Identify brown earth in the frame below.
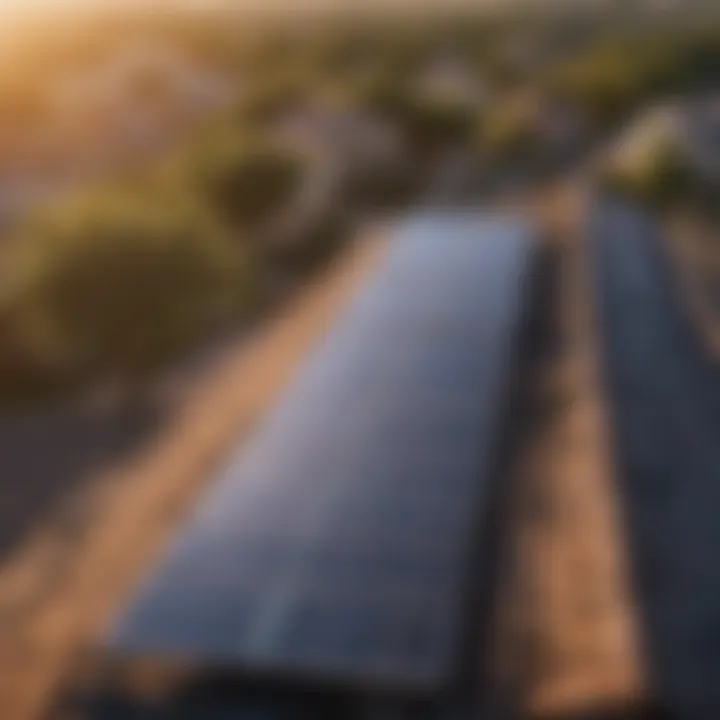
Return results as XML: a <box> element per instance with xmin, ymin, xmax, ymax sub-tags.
<box><xmin>494</xmin><ymin>185</ymin><xmax>646</xmax><ymax>717</ymax></box>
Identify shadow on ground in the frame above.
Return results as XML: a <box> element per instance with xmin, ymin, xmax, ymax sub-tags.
<box><xmin>0</xmin><ymin>399</ymin><xmax>164</xmax><ymax>562</ymax></box>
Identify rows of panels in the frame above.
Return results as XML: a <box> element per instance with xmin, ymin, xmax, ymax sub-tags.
<box><xmin>592</xmin><ymin>200</ymin><xmax>720</xmax><ymax>718</ymax></box>
<box><xmin>108</xmin><ymin>214</ymin><xmax>533</xmax><ymax>696</ymax></box>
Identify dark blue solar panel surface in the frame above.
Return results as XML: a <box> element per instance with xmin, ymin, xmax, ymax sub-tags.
<box><xmin>108</xmin><ymin>214</ymin><xmax>532</xmax><ymax>693</ymax></box>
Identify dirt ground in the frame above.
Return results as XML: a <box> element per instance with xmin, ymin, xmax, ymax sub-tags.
<box><xmin>495</xmin><ymin>185</ymin><xmax>646</xmax><ymax>717</ymax></box>
<box><xmin>0</xmin><ymin>230</ymin><xmax>389</xmax><ymax>720</ymax></box>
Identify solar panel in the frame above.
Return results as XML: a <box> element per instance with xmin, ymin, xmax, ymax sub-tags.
<box><xmin>593</xmin><ymin>200</ymin><xmax>720</xmax><ymax>717</ymax></box>
<box><xmin>108</xmin><ymin>214</ymin><xmax>533</xmax><ymax>695</ymax></box>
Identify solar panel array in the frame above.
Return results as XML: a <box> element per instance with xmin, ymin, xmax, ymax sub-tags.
<box><xmin>108</xmin><ymin>214</ymin><xmax>532</xmax><ymax>696</ymax></box>
<box><xmin>592</xmin><ymin>201</ymin><xmax>720</xmax><ymax>717</ymax></box>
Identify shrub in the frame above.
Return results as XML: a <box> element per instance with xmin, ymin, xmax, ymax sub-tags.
<box><xmin>602</xmin><ymin>140</ymin><xmax>694</xmax><ymax>208</ymax></box>
<box><xmin>546</xmin><ymin>36</ymin><xmax>698</xmax><ymax>131</ymax></box>
<box><xmin>478</xmin><ymin>102</ymin><xmax>539</xmax><ymax>163</ymax></box>
<box><xmin>371</xmin><ymin>93</ymin><xmax>474</xmax><ymax>155</ymax></box>
<box><xmin>402</xmin><ymin>96</ymin><xmax>476</xmax><ymax>150</ymax></box>
<box><xmin>191</xmin><ymin>135</ymin><xmax>304</xmax><ymax>229</ymax></box>
<box><xmin>0</xmin><ymin>296</ymin><xmax>61</xmax><ymax>403</ymax></box>
<box><xmin>347</xmin><ymin>161</ymin><xmax>420</xmax><ymax>209</ymax></box>
<box><xmin>347</xmin><ymin>66</ymin><xmax>475</xmax><ymax>153</ymax></box>
<box><xmin>348</xmin><ymin>68</ymin><xmax>411</xmax><ymax>118</ymax></box>
<box><xmin>269</xmin><ymin>211</ymin><xmax>350</xmax><ymax>275</ymax></box>
<box><xmin>12</xmin><ymin>191</ymin><xmax>247</xmax><ymax>379</ymax></box>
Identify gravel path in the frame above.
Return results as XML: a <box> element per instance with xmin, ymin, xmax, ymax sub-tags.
<box><xmin>495</xmin><ymin>186</ymin><xmax>644</xmax><ymax>717</ymax></box>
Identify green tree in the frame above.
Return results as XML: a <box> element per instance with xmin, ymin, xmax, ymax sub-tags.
<box><xmin>478</xmin><ymin>102</ymin><xmax>539</xmax><ymax>163</ymax></box>
<box><xmin>191</xmin><ymin>136</ymin><xmax>304</xmax><ymax>229</ymax></box>
<box><xmin>603</xmin><ymin>139</ymin><xmax>694</xmax><ymax>208</ymax></box>
<box><xmin>13</xmin><ymin>192</ymin><xmax>247</xmax><ymax>379</ymax></box>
